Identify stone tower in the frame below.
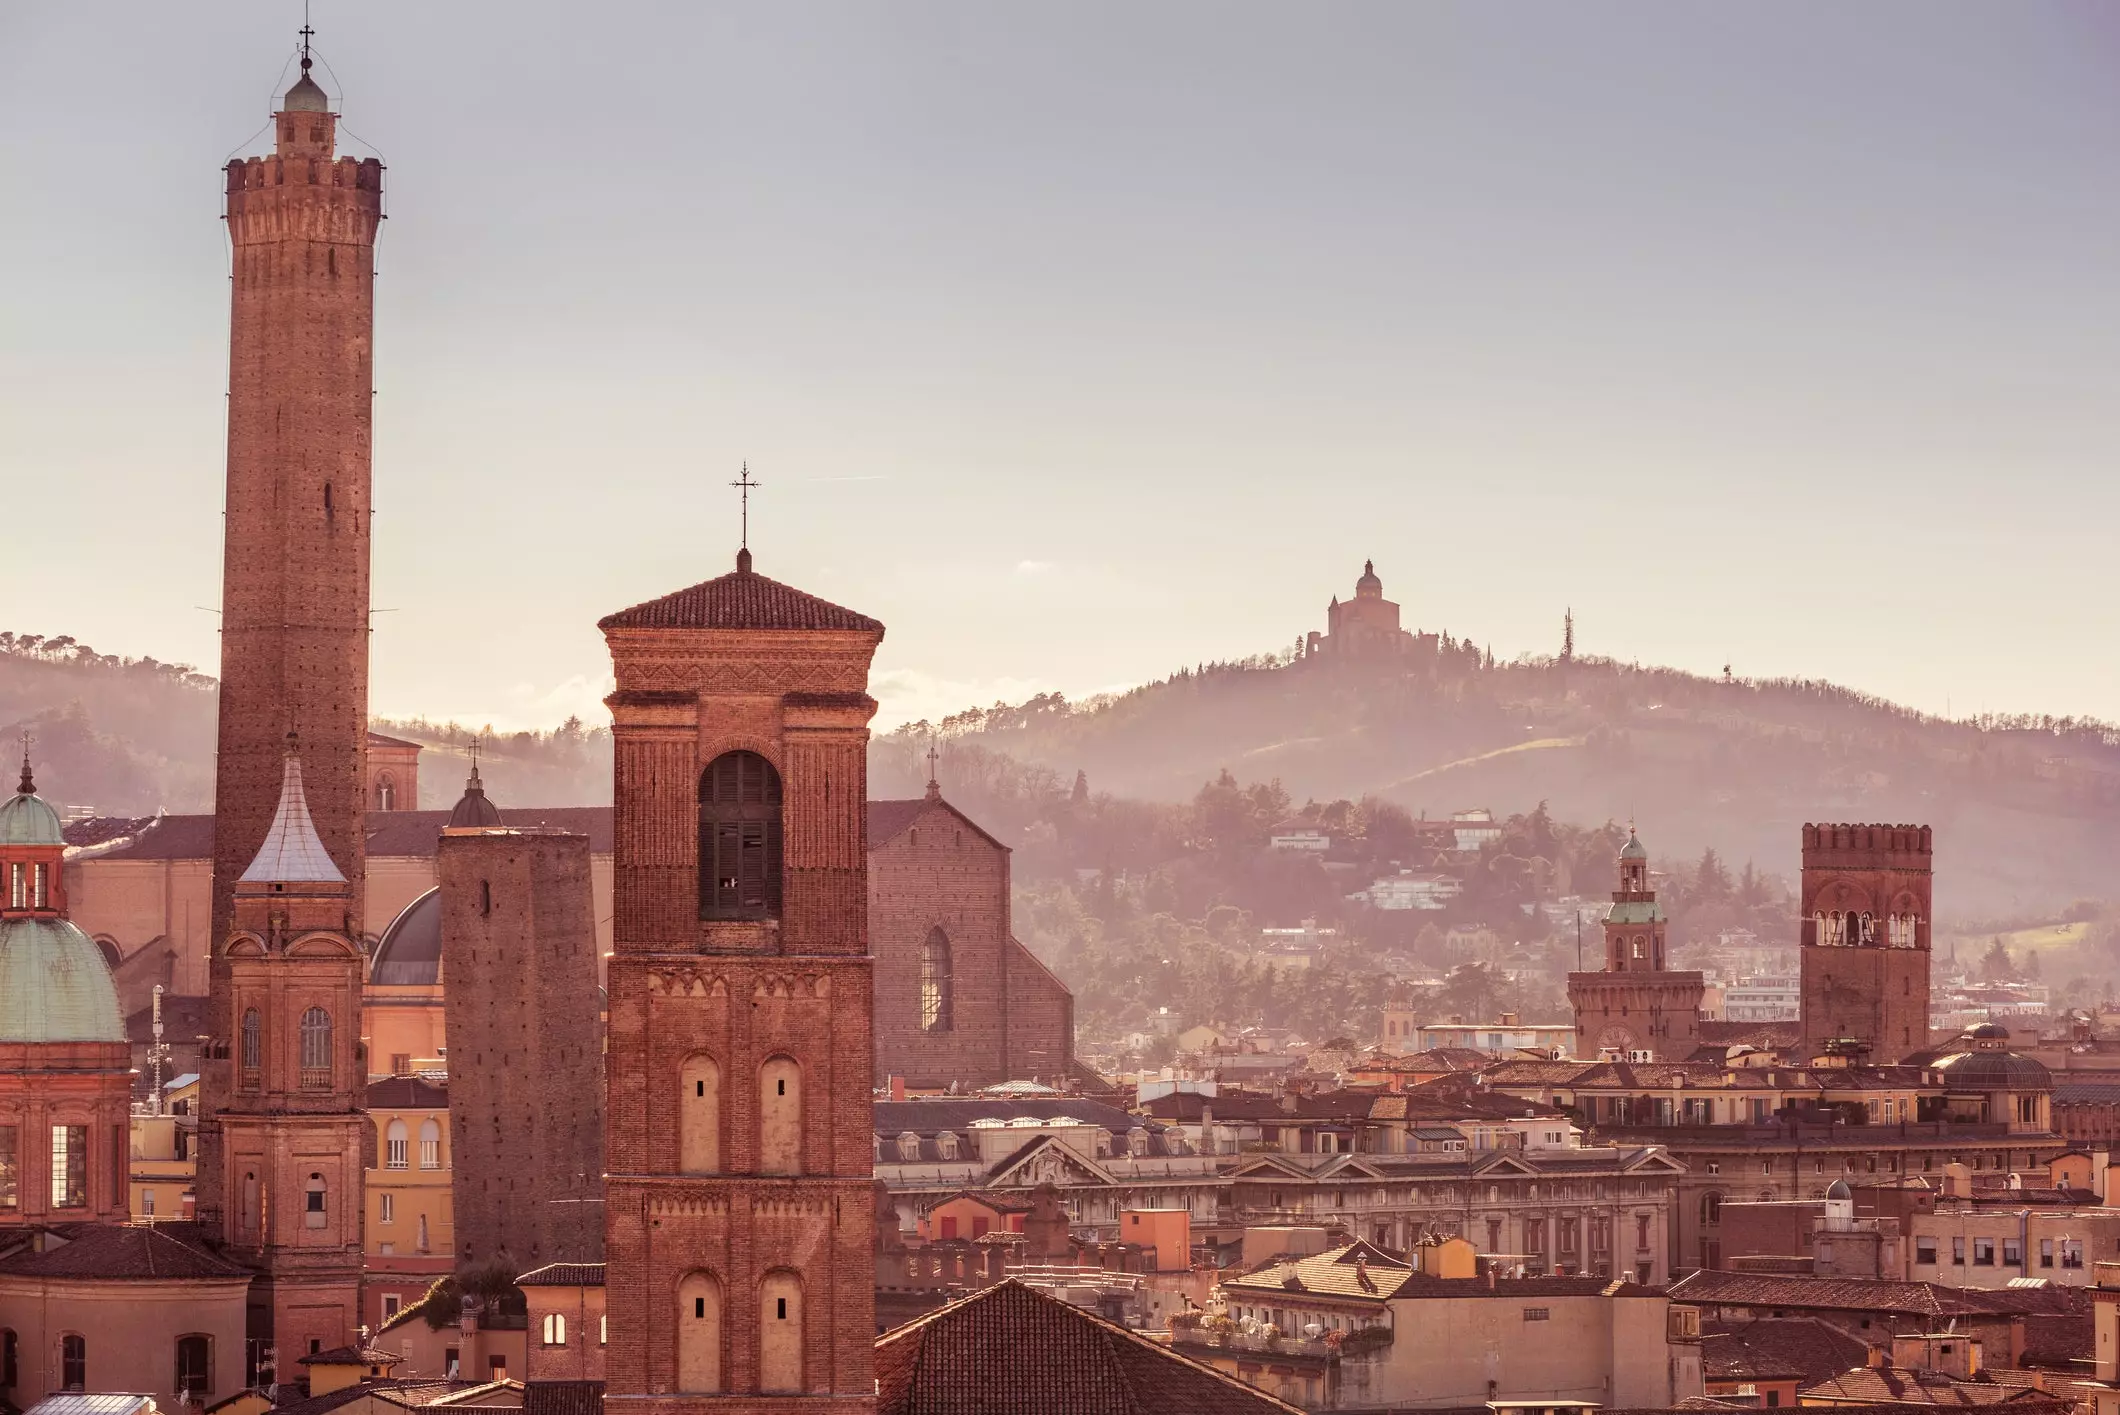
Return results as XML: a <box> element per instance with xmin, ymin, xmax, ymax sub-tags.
<box><xmin>1567</xmin><ymin>830</ymin><xmax>1703</xmax><ymax>1060</ymax></box>
<box><xmin>441</xmin><ymin>820</ymin><xmax>605</xmax><ymax>1270</ymax></box>
<box><xmin>199</xmin><ymin>47</ymin><xmax>384</xmax><ymax>1256</ymax></box>
<box><xmin>600</xmin><ymin>548</ymin><xmax>883</xmax><ymax>1411</ymax></box>
<box><xmin>1798</xmin><ymin>824</ymin><xmax>1933</xmax><ymax>1063</ymax></box>
<box><xmin>214</xmin><ymin>742</ymin><xmax>367</xmax><ymax>1366</ymax></box>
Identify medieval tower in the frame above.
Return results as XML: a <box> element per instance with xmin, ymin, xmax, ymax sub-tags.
<box><xmin>1567</xmin><ymin>830</ymin><xmax>1703</xmax><ymax>1060</ymax></box>
<box><xmin>1798</xmin><ymin>823</ymin><xmax>1933</xmax><ymax>1062</ymax></box>
<box><xmin>196</xmin><ymin>41</ymin><xmax>382</xmax><ymax>1365</ymax></box>
<box><xmin>600</xmin><ymin>547</ymin><xmax>883</xmax><ymax>1411</ymax></box>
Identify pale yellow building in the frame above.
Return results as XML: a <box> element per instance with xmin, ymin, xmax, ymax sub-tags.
<box><xmin>130</xmin><ymin>1073</ymin><xmax>200</xmax><ymax>1222</ymax></box>
<box><xmin>365</xmin><ymin>1075</ymin><xmax>455</xmax><ymax>1332</ymax></box>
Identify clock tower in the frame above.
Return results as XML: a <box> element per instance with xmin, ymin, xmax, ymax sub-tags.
<box><xmin>1567</xmin><ymin>830</ymin><xmax>1704</xmax><ymax>1060</ymax></box>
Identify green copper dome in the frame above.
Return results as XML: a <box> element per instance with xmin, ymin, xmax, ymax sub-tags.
<box><xmin>0</xmin><ymin>915</ymin><xmax>126</xmax><ymax>1044</ymax></box>
<box><xmin>0</xmin><ymin>784</ymin><xmax>62</xmax><ymax>846</ymax></box>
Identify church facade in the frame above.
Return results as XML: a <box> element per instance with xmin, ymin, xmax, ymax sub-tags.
<box><xmin>1303</xmin><ymin>560</ymin><xmax>1424</xmax><ymax>662</ymax></box>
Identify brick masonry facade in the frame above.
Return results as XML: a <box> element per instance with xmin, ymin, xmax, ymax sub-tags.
<box><xmin>441</xmin><ymin>827</ymin><xmax>606</xmax><ymax>1269</ymax></box>
<box><xmin>1798</xmin><ymin>824</ymin><xmax>1934</xmax><ymax>1062</ymax></box>
<box><xmin>868</xmin><ymin>795</ymin><xmax>1074</xmax><ymax>1088</ymax></box>
<box><xmin>197</xmin><ymin>70</ymin><xmax>380</xmax><ymax>1365</ymax></box>
<box><xmin>600</xmin><ymin>560</ymin><xmax>882</xmax><ymax>1414</ymax></box>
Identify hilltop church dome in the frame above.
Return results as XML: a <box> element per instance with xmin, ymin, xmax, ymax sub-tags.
<box><xmin>1354</xmin><ymin>559</ymin><xmax>1383</xmax><ymax>599</ymax></box>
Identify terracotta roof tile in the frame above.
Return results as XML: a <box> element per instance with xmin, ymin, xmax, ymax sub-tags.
<box><xmin>1800</xmin><ymin>1367</ymin><xmax>2056</xmax><ymax>1406</ymax></box>
<box><xmin>1699</xmin><ymin>1318</ymin><xmax>1872</xmax><ymax>1384</ymax></box>
<box><xmin>0</xmin><ymin>1222</ymin><xmax>248</xmax><ymax>1280</ymax></box>
<box><xmin>516</xmin><ymin>1262</ymin><xmax>606</xmax><ymax>1288</ymax></box>
<box><xmin>521</xmin><ymin>1383</ymin><xmax>603</xmax><ymax>1415</ymax></box>
<box><xmin>876</xmin><ymin>1279</ymin><xmax>1305</xmax><ymax>1415</ymax></box>
<box><xmin>599</xmin><ymin>564</ymin><xmax>883</xmax><ymax>634</ymax></box>
<box><xmin>367</xmin><ymin>1076</ymin><xmax>448</xmax><ymax>1109</ymax></box>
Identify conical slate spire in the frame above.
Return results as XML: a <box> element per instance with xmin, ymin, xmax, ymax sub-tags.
<box><xmin>239</xmin><ymin>737</ymin><xmax>345</xmax><ymax>883</ymax></box>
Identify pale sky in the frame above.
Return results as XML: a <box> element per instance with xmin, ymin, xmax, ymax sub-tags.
<box><xmin>4</xmin><ymin>3</ymin><xmax>2117</xmax><ymax>735</ymax></box>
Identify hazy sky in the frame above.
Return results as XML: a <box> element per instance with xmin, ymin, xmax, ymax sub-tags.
<box><xmin>4</xmin><ymin>3</ymin><xmax>2117</xmax><ymax>735</ymax></box>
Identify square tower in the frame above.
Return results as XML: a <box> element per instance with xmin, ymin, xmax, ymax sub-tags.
<box><xmin>1798</xmin><ymin>824</ymin><xmax>1933</xmax><ymax>1062</ymax></box>
<box><xmin>599</xmin><ymin>550</ymin><xmax>882</xmax><ymax>1414</ymax></box>
<box><xmin>1567</xmin><ymin>829</ymin><xmax>1703</xmax><ymax>1060</ymax></box>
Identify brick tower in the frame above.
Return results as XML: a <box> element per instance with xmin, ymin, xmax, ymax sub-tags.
<box><xmin>215</xmin><ymin>740</ymin><xmax>368</xmax><ymax>1366</ymax></box>
<box><xmin>1567</xmin><ymin>830</ymin><xmax>1703</xmax><ymax>1060</ymax></box>
<box><xmin>441</xmin><ymin>822</ymin><xmax>606</xmax><ymax>1270</ymax></box>
<box><xmin>600</xmin><ymin>547</ymin><xmax>883</xmax><ymax>1412</ymax></box>
<box><xmin>197</xmin><ymin>38</ymin><xmax>382</xmax><ymax>1362</ymax></box>
<box><xmin>1798</xmin><ymin>823</ymin><xmax>1933</xmax><ymax>1063</ymax></box>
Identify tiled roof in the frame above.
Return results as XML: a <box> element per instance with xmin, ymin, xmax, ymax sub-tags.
<box><xmin>266</xmin><ymin>1382</ymin><xmax>482</xmax><ymax>1415</ymax></box>
<box><xmin>875</xmin><ymin>1279</ymin><xmax>1306</xmax><ymax>1415</ymax></box>
<box><xmin>521</xmin><ymin>1383</ymin><xmax>603</xmax><ymax>1415</ymax></box>
<box><xmin>1700</xmin><ymin>1021</ymin><xmax>1805</xmax><ymax>1048</ymax></box>
<box><xmin>1669</xmin><ymin>1270</ymin><xmax>2070</xmax><ymax>1320</ymax></box>
<box><xmin>301</xmin><ymin>1345</ymin><xmax>404</xmax><ymax>1367</ymax></box>
<box><xmin>867</xmin><ymin>797</ymin><xmax>1010</xmax><ymax>853</ymax></box>
<box><xmin>1226</xmin><ymin>1241</ymin><xmax>1661</xmax><ymax>1304</ymax></box>
<box><xmin>1799</xmin><ymin>1367</ymin><xmax>2056</xmax><ymax>1406</ymax></box>
<box><xmin>517</xmin><ymin>1262</ymin><xmax>606</xmax><ymax>1288</ymax></box>
<box><xmin>0</xmin><ymin>1222</ymin><xmax>248</xmax><ymax>1280</ymax></box>
<box><xmin>1699</xmin><ymin>1317</ymin><xmax>1872</xmax><ymax>1384</ymax></box>
<box><xmin>367</xmin><ymin>1075</ymin><xmax>448</xmax><ymax>1109</ymax></box>
<box><xmin>61</xmin><ymin>815</ymin><xmax>155</xmax><ymax>849</ymax></box>
<box><xmin>2019</xmin><ymin>1313</ymin><xmax>2094</xmax><ymax>1370</ymax></box>
<box><xmin>599</xmin><ymin>563</ymin><xmax>884</xmax><ymax>633</ymax></box>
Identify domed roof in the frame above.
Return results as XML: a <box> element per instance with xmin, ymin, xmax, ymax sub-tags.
<box><xmin>0</xmin><ymin>915</ymin><xmax>126</xmax><ymax>1043</ymax></box>
<box><xmin>1825</xmin><ymin>1179</ymin><xmax>1853</xmax><ymax>1201</ymax></box>
<box><xmin>1967</xmin><ymin>1022</ymin><xmax>2011</xmax><ymax>1041</ymax></box>
<box><xmin>0</xmin><ymin>757</ymin><xmax>62</xmax><ymax>846</ymax></box>
<box><xmin>1620</xmin><ymin>829</ymin><xmax>1649</xmax><ymax>861</ymax></box>
<box><xmin>1934</xmin><ymin>1045</ymin><xmax>2051</xmax><ymax>1090</ymax></box>
<box><xmin>1355</xmin><ymin>560</ymin><xmax>1383</xmax><ymax>598</ymax></box>
<box><xmin>283</xmin><ymin>67</ymin><xmax>329</xmax><ymax>113</ymax></box>
<box><xmin>372</xmin><ymin>888</ymin><xmax>441</xmax><ymax>987</ymax></box>
<box><xmin>447</xmin><ymin>761</ymin><xmax>502</xmax><ymax>830</ymax></box>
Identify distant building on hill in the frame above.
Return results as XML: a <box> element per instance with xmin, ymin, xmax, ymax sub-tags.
<box><xmin>1302</xmin><ymin>560</ymin><xmax>1427</xmax><ymax>662</ymax></box>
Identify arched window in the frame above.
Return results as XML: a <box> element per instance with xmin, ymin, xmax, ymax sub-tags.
<box><xmin>676</xmin><ymin>1272</ymin><xmax>722</xmax><ymax>1393</ymax></box>
<box><xmin>759</xmin><ymin>1271</ymin><xmax>804</xmax><ymax>1393</ymax></box>
<box><xmin>419</xmin><ymin>1118</ymin><xmax>442</xmax><ymax>1169</ymax></box>
<box><xmin>698</xmin><ymin>751</ymin><xmax>782</xmax><ymax>920</ymax></box>
<box><xmin>375</xmin><ymin>774</ymin><xmax>396</xmax><ymax>811</ymax></box>
<box><xmin>541</xmin><ymin>1313</ymin><xmax>566</xmax><ymax>1346</ymax></box>
<box><xmin>240</xmin><ymin>1009</ymin><xmax>262</xmax><ymax>1089</ymax></box>
<box><xmin>680</xmin><ymin>1056</ymin><xmax>721</xmax><ymax>1175</ymax></box>
<box><xmin>760</xmin><ymin>1057</ymin><xmax>802</xmax><ymax>1177</ymax></box>
<box><xmin>60</xmin><ymin>1334</ymin><xmax>85</xmax><ymax>1392</ymax></box>
<box><xmin>386</xmin><ymin>1120</ymin><xmax>409</xmax><ymax>1169</ymax></box>
<box><xmin>175</xmin><ymin>1334</ymin><xmax>211</xmax><ymax>1399</ymax></box>
<box><xmin>1701</xmin><ymin>1191</ymin><xmax>1723</xmax><ymax>1225</ymax></box>
<box><xmin>298</xmin><ymin>1008</ymin><xmax>332</xmax><ymax>1089</ymax></box>
<box><xmin>304</xmin><ymin>1172</ymin><xmax>327</xmax><ymax>1230</ymax></box>
<box><xmin>240</xmin><ymin>1171</ymin><xmax>260</xmax><ymax>1239</ymax></box>
<box><xmin>920</xmin><ymin>927</ymin><xmax>953</xmax><ymax>1033</ymax></box>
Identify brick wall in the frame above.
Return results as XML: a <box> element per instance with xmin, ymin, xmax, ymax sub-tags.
<box><xmin>441</xmin><ymin>829</ymin><xmax>605</xmax><ymax>1269</ymax></box>
<box><xmin>1799</xmin><ymin>825</ymin><xmax>1934</xmax><ymax>1062</ymax></box>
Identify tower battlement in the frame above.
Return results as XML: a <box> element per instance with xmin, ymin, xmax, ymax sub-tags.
<box><xmin>1801</xmin><ymin>823</ymin><xmax>1934</xmax><ymax>870</ymax></box>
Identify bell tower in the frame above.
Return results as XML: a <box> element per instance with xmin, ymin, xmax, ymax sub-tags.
<box><xmin>198</xmin><ymin>32</ymin><xmax>382</xmax><ymax>1364</ymax></box>
<box><xmin>1798</xmin><ymin>824</ymin><xmax>1933</xmax><ymax>1062</ymax></box>
<box><xmin>600</xmin><ymin>547</ymin><xmax>883</xmax><ymax>1412</ymax></box>
<box><xmin>1567</xmin><ymin>830</ymin><xmax>1704</xmax><ymax>1059</ymax></box>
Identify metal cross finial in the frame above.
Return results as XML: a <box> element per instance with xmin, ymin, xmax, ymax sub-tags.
<box><xmin>731</xmin><ymin>461</ymin><xmax>760</xmax><ymax>551</ymax></box>
<box><xmin>299</xmin><ymin>0</ymin><xmax>315</xmax><ymax>70</ymax></box>
<box><xmin>927</xmin><ymin>735</ymin><xmax>940</xmax><ymax>786</ymax></box>
<box><xmin>16</xmin><ymin>731</ymin><xmax>32</xmax><ymax>796</ymax></box>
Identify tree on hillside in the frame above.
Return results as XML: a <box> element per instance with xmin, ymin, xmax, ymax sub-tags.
<box><xmin>1980</xmin><ymin>937</ymin><xmax>2016</xmax><ymax>982</ymax></box>
<box><xmin>1694</xmin><ymin>847</ymin><xmax>1732</xmax><ymax>901</ymax></box>
<box><xmin>2024</xmin><ymin>949</ymin><xmax>2043</xmax><ymax>981</ymax></box>
<box><xmin>1561</xmin><ymin>609</ymin><xmax>1575</xmax><ymax>664</ymax></box>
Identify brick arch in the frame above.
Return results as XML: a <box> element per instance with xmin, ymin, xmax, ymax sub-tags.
<box><xmin>675</xmin><ymin>1269</ymin><xmax>724</xmax><ymax>1393</ymax></box>
<box><xmin>759</xmin><ymin>1268</ymin><xmax>805</xmax><ymax>1393</ymax></box>
<box><xmin>759</xmin><ymin>1054</ymin><xmax>804</xmax><ymax>1177</ymax></box>
<box><xmin>679</xmin><ymin>1053</ymin><xmax>722</xmax><ymax>1175</ymax></box>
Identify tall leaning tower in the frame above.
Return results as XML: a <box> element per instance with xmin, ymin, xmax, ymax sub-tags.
<box><xmin>600</xmin><ymin>547</ymin><xmax>882</xmax><ymax>1411</ymax></box>
<box><xmin>196</xmin><ymin>37</ymin><xmax>382</xmax><ymax>1360</ymax></box>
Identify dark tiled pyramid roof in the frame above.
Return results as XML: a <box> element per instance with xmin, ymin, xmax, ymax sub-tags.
<box><xmin>522</xmin><ymin>1382</ymin><xmax>605</xmax><ymax>1415</ymax></box>
<box><xmin>517</xmin><ymin>1261</ymin><xmax>607</xmax><ymax>1287</ymax></box>
<box><xmin>876</xmin><ymin>1279</ymin><xmax>1305</xmax><ymax>1415</ymax></box>
<box><xmin>599</xmin><ymin>562</ymin><xmax>883</xmax><ymax>633</ymax></box>
<box><xmin>0</xmin><ymin>1222</ymin><xmax>248</xmax><ymax>1280</ymax></box>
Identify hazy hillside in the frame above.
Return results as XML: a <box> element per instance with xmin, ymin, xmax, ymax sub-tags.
<box><xmin>0</xmin><ymin>633</ymin><xmax>218</xmax><ymax>814</ymax></box>
<box><xmin>873</xmin><ymin>650</ymin><xmax>2120</xmax><ymax>920</ymax></box>
<box><xmin>0</xmin><ymin>634</ymin><xmax>613</xmax><ymax>816</ymax></box>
